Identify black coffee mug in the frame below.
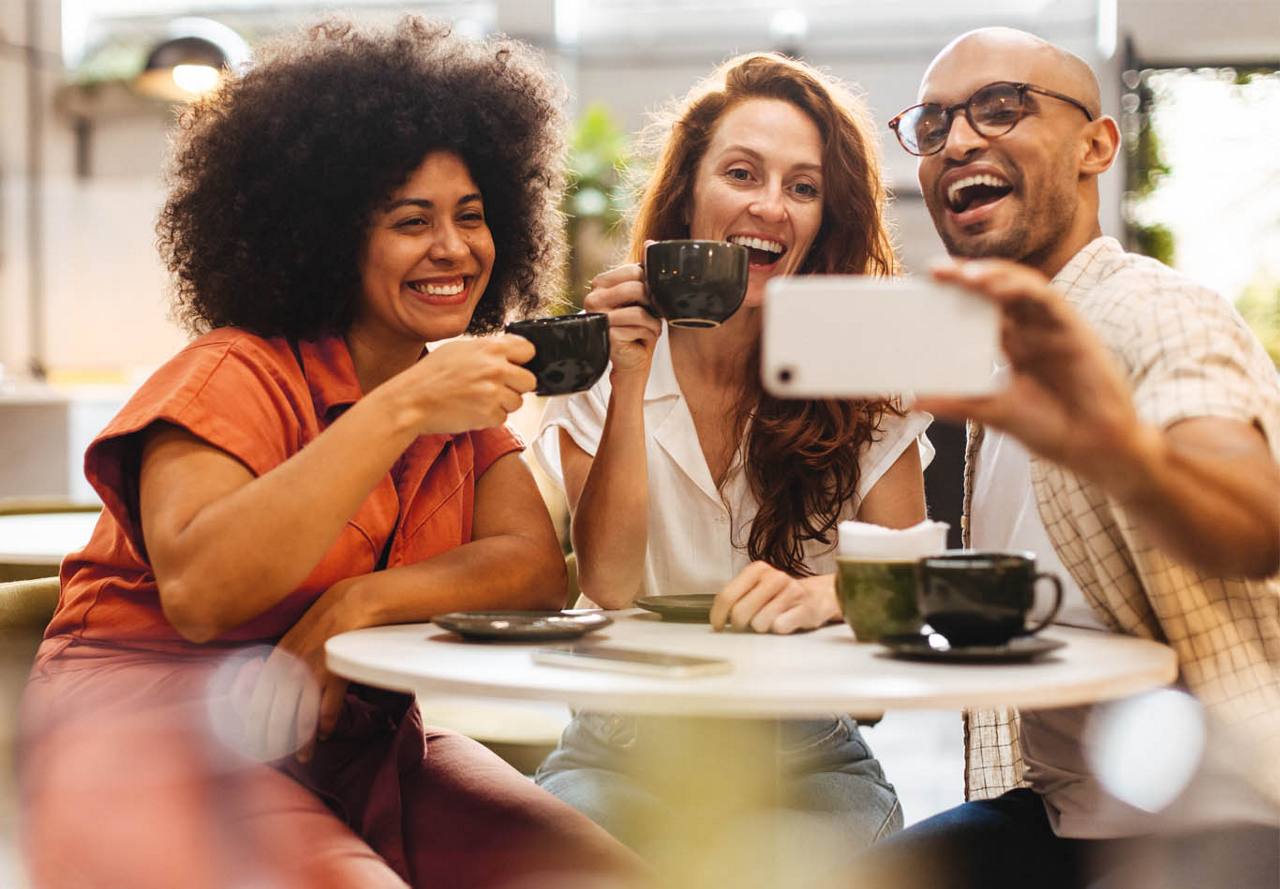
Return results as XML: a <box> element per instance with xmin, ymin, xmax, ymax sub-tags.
<box><xmin>915</xmin><ymin>551</ymin><xmax>1063</xmax><ymax>647</ymax></box>
<box><xmin>644</xmin><ymin>240</ymin><xmax>749</xmax><ymax>329</ymax></box>
<box><xmin>505</xmin><ymin>312</ymin><xmax>610</xmax><ymax>396</ymax></box>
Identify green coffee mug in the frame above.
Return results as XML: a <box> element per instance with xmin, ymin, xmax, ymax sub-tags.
<box><xmin>836</xmin><ymin>557</ymin><xmax>923</xmax><ymax>642</ymax></box>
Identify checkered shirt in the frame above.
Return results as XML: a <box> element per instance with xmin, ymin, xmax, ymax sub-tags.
<box><xmin>961</xmin><ymin>237</ymin><xmax>1280</xmax><ymax>803</ymax></box>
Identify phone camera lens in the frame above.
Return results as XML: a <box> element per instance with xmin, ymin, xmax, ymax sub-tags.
<box><xmin>777</xmin><ymin>367</ymin><xmax>794</xmax><ymax>384</ymax></box>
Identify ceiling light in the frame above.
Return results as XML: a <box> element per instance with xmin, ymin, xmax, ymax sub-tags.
<box><xmin>135</xmin><ymin>18</ymin><xmax>249</xmax><ymax>103</ymax></box>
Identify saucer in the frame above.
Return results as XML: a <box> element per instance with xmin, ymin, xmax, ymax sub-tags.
<box><xmin>634</xmin><ymin>594</ymin><xmax>717</xmax><ymax>623</ymax></box>
<box><xmin>433</xmin><ymin>610</ymin><xmax>612</xmax><ymax>642</ymax></box>
<box><xmin>877</xmin><ymin>632</ymin><xmax>1066</xmax><ymax>663</ymax></box>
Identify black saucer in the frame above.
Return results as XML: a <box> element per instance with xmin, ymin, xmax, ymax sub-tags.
<box><xmin>878</xmin><ymin>632</ymin><xmax>1065</xmax><ymax>663</ymax></box>
<box><xmin>433</xmin><ymin>610</ymin><xmax>612</xmax><ymax>642</ymax></box>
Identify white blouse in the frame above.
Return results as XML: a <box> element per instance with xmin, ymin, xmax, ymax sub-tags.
<box><xmin>532</xmin><ymin>331</ymin><xmax>934</xmax><ymax>601</ymax></box>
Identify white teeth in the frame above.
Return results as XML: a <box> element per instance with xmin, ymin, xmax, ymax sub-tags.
<box><xmin>947</xmin><ymin>173</ymin><xmax>1011</xmax><ymax>206</ymax></box>
<box><xmin>728</xmin><ymin>235</ymin><xmax>785</xmax><ymax>255</ymax></box>
<box><xmin>409</xmin><ymin>280</ymin><xmax>465</xmax><ymax>296</ymax></box>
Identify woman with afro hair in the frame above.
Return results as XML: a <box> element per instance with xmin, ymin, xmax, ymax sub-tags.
<box><xmin>21</xmin><ymin>18</ymin><xmax>637</xmax><ymax>889</ymax></box>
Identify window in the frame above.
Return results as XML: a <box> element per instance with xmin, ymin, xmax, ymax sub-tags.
<box><xmin>1125</xmin><ymin>67</ymin><xmax>1280</xmax><ymax>363</ymax></box>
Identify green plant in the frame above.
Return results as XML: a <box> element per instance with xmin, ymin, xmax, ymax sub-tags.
<box><xmin>563</xmin><ymin>103</ymin><xmax>630</xmax><ymax>308</ymax></box>
<box><xmin>1124</xmin><ymin>80</ymin><xmax>1171</xmax><ymax>200</ymax></box>
<box><xmin>1132</xmin><ymin>222</ymin><xmax>1176</xmax><ymax>268</ymax></box>
<box><xmin>71</xmin><ymin>42</ymin><xmax>148</xmax><ymax>86</ymax></box>
<box><xmin>566</xmin><ymin>104</ymin><xmax>629</xmax><ymax>227</ymax></box>
<box><xmin>1123</xmin><ymin>75</ymin><xmax>1176</xmax><ymax>265</ymax></box>
<box><xmin>1231</xmin><ymin>68</ymin><xmax>1272</xmax><ymax>86</ymax></box>
<box><xmin>1236</xmin><ymin>273</ymin><xmax>1280</xmax><ymax>367</ymax></box>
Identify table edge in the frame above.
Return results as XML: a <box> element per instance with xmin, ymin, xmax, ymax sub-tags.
<box><xmin>326</xmin><ymin>627</ymin><xmax>1179</xmax><ymax>716</ymax></box>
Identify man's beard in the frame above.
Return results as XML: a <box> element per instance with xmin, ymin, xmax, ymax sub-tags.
<box><xmin>929</xmin><ymin>176</ymin><xmax>1076</xmax><ymax>265</ymax></box>
<box><xmin>938</xmin><ymin>215</ymin><xmax>1034</xmax><ymax>260</ymax></box>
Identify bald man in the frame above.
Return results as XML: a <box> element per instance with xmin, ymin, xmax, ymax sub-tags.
<box><xmin>862</xmin><ymin>27</ymin><xmax>1280</xmax><ymax>889</ymax></box>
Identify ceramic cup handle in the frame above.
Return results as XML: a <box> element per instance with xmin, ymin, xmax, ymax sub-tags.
<box><xmin>1024</xmin><ymin>572</ymin><xmax>1064</xmax><ymax>636</ymax></box>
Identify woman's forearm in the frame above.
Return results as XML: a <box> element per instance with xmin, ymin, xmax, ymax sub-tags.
<box><xmin>146</xmin><ymin>383</ymin><xmax>422</xmax><ymax>642</ymax></box>
<box><xmin>344</xmin><ymin>531</ymin><xmax>567</xmax><ymax>628</ymax></box>
<box><xmin>569</xmin><ymin>379</ymin><xmax>652</xmax><ymax>608</ymax></box>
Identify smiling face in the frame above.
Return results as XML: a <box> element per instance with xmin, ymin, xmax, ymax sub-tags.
<box><xmin>916</xmin><ymin>34</ymin><xmax>1099</xmax><ymax>275</ymax></box>
<box><xmin>687</xmin><ymin>98</ymin><xmax>825</xmax><ymax>308</ymax></box>
<box><xmin>354</xmin><ymin>150</ymin><xmax>495</xmax><ymax>349</ymax></box>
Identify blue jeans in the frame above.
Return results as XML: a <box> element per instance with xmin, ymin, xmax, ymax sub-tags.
<box><xmin>535</xmin><ymin>712</ymin><xmax>902</xmax><ymax>852</ymax></box>
<box><xmin>857</xmin><ymin>788</ymin><xmax>1280</xmax><ymax>889</ymax></box>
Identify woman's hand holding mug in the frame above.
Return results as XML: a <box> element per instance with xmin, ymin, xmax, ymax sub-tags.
<box><xmin>585</xmin><ymin>262</ymin><xmax>663</xmax><ymax>381</ymax></box>
<box><xmin>387</xmin><ymin>335</ymin><xmax>537</xmax><ymax>436</ymax></box>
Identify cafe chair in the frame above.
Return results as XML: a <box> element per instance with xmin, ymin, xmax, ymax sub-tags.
<box><xmin>0</xmin><ymin>575</ymin><xmax>61</xmax><ymax>703</ymax></box>
<box><xmin>0</xmin><ymin>561</ymin><xmax>70</xmax><ymax>584</ymax></box>
<box><xmin>1</xmin><ymin>576</ymin><xmax>61</xmax><ymax>816</ymax></box>
<box><xmin>0</xmin><ymin>575</ymin><xmax>60</xmax><ymax>644</ymax></box>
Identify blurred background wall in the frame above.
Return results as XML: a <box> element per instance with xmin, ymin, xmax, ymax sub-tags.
<box><xmin>0</xmin><ymin>0</ymin><xmax>1275</xmax><ymax>381</ymax></box>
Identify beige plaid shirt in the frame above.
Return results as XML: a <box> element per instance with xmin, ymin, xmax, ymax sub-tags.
<box><xmin>961</xmin><ymin>237</ymin><xmax>1280</xmax><ymax>803</ymax></box>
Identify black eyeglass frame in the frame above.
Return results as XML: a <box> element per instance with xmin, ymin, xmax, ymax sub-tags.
<box><xmin>888</xmin><ymin>81</ymin><xmax>1095</xmax><ymax>157</ymax></box>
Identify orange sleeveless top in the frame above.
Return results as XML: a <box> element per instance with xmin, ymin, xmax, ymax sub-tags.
<box><xmin>34</xmin><ymin>329</ymin><xmax>521</xmax><ymax>672</ymax></box>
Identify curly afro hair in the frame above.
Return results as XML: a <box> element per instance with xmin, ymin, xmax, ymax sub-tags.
<box><xmin>158</xmin><ymin>17</ymin><xmax>567</xmax><ymax>339</ymax></box>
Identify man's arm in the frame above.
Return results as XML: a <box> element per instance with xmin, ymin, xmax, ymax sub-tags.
<box><xmin>916</xmin><ymin>260</ymin><xmax>1280</xmax><ymax>579</ymax></box>
<box><xmin>1105</xmin><ymin>415</ymin><xmax>1279</xmax><ymax>578</ymax></box>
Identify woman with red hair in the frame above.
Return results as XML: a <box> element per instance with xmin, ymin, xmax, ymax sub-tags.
<box><xmin>532</xmin><ymin>53</ymin><xmax>932</xmax><ymax>850</ymax></box>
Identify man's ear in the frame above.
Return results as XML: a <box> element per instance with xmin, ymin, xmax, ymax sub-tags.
<box><xmin>1080</xmin><ymin>116</ymin><xmax>1121</xmax><ymax>176</ymax></box>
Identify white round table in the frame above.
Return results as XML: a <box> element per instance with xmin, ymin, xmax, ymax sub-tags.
<box><xmin>0</xmin><ymin>511</ymin><xmax>101</xmax><ymax>566</ymax></box>
<box><xmin>327</xmin><ymin>609</ymin><xmax>1178</xmax><ymax>717</ymax></box>
<box><xmin>330</xmin><ymin>611</ymin><xmax>1180</xmax><ymax>884</ymax></box>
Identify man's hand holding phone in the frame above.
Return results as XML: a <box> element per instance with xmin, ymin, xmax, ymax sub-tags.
<box><xmin>762</xmin><ymin>274</ymin><xmax>1002</xmax><ymax>399</ymax></box>
<box><xmin>913</xmin><ymin>260</ymin><xmax>1151</xmax><ymax>492</ymax></box>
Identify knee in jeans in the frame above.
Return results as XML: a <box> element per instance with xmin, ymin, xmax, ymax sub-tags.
<box><xmin>874</xmin><ymin>797</ymin><xmax>905</xmax><ymax>843</ymax></box>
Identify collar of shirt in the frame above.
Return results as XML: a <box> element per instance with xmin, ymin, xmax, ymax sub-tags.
<box><xmin>293</xmin><ymin>335</ymin><xmax>454</xmax><ymax>488</ymax></box>
<box><xmin>1051</xmin><ymin>236</ymin><xmax>1126</xmax><ymax>303</ymax></box>
<box><xmin>295</xmin><ymin>335</ymin><xmax>366</xmax><ymax>425</ymax></box>
<box><xmin>641</xmin><ymin>329</ymin><xmax>683</xmax><ymax>402</ymax></box>
<box><xmin>641</xmin><ymin>330</ymin><xmax>738</xmax><ymax>506</ymax></box>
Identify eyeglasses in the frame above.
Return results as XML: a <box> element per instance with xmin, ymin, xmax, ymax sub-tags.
<box><xmin>888</xmin><ymin>81</ymin><xmax>1094</xmax><ymax>157</ymax></box>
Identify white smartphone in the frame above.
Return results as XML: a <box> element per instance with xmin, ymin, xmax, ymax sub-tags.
<box><xmin>532</xmin><ymin>645</ymin><xmax>733</xmax><ymax>678</ymax></box>
<box><xmin>762</xmin><ymin>275</ymin><xmax>1002</xmax><ymax>398</ymax></box>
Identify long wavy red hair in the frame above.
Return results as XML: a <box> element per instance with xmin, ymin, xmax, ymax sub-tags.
<box><xmin>627</xmin><ymin>53</ymin><xmax>901</xmax><ymax>575</ymax></box>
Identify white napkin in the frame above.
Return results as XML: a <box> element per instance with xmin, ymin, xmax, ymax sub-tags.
<box><xmin>837</xmin><ymin>519</ymin><xmax>949</xmax><ymax>560</ymax></box>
